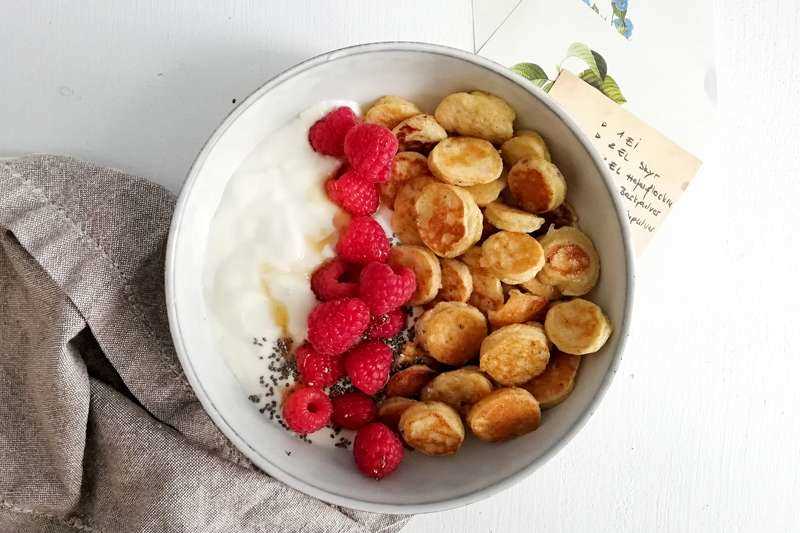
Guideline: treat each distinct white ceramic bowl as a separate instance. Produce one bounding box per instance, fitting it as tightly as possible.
[166,42,634,514]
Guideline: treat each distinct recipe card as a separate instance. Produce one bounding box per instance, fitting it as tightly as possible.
[548,70,702,254]
[475,0,713,254]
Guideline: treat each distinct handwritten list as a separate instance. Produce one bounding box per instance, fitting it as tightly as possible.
[548,70,702,254]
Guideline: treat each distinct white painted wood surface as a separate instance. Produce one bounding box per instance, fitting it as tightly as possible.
[2,1,799,531]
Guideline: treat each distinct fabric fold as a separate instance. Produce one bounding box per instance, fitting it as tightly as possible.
[0,155,408,533]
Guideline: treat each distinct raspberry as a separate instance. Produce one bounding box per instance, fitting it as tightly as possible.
[282,386,333,435]
[309,106,358,156]
[358,262,416,315]
[353,422,404,479]
[336,216,390,264]
[310,258,359,301]
[331,392,377,430]
[307,298,370,356]
[325,169,379,216]
[366,309,407,340]
[295,343,344,388]
[344,123,398,183]
[344,341,393,395]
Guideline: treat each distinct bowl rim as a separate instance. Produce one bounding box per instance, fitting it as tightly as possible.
[166,41,636,514]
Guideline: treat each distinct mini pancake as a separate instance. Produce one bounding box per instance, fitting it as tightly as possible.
[434,91,516,144]
[436,258,473,303]
[480,323,550,385]
[463,175,507,206]
[537,226,600,296]
[415,182,483,258]
[391,175,436,245]
[428,137,503,186]
[507,157,567,214]
[544,298,612,355]
[500,130,551,166]
[467,387,541,442]
[420,366,493,415]
[522,351,581,409]
[399,401,465,456]
[384,365,438,398]
[484,201,546,233]
[364,95,422,129]
[415,302,487,366]
[480,231,545,284]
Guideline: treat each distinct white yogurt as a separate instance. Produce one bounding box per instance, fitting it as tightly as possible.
[204,100,358,395]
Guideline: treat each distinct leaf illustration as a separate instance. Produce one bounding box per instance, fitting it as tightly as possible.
[511,63,550,88]
[564,43,602,80]
[591,50,608,80]
[542,80,554,92]
[601,74,627,104]
[579,69,603,90]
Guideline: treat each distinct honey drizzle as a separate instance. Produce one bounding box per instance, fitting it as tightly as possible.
[258,266,290,338]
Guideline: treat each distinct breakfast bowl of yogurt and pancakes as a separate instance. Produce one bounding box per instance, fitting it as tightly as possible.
[166,42,634,513]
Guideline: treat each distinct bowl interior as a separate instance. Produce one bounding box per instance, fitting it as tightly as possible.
[168,44,631,513]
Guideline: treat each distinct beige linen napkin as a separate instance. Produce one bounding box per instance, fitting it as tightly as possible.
[0,155,409,533]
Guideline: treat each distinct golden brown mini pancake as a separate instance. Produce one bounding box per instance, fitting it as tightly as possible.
[428,137,503,186]
[364,95,422,129]
[544,298,612,355]
[436,258,473,303]
[522,352,581,409]
[399,401,465,456]
[480,323,550,385]
[467,387,541,442]
[500,130,551,166]
[537,226,600,296]
[507,158,567,214]
[415,182,483,258]
[385,365,438,398]
[480,231,545,284]
[421,367,493,415]
[391,175,436,245]
[434,91,516,144]
[416,302,487,366]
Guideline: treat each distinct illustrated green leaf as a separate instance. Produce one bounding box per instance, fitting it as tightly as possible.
[601,74,627,104]
[542,80,554,92]
[564,42,602,80]
[591,50,608,80]
[511,63,551,89]
[579,69,603,90]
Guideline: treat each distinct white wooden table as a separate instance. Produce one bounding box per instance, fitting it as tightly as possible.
[3,2,799,531]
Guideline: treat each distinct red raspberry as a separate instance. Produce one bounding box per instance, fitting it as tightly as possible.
[325,169,379,216]
[282,386,333,435]
[307,298,370,356]
[295,343,344,388]
[336,216,390,264]
[366,309,407,340]
[344,123,398,183]
[353,422,404,479]
[310,258,359,301]
[358,262,416,315]
[331,392,377,430]
[309,106,358,156]
[344,341,393,395]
